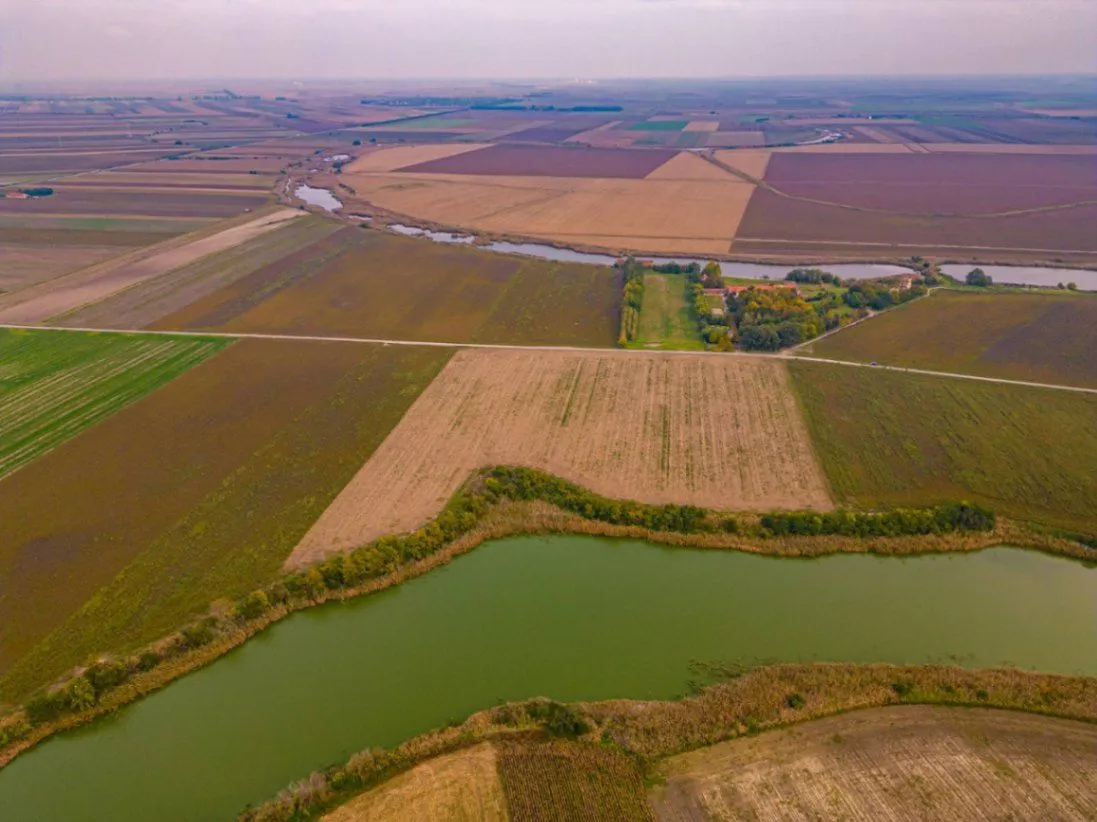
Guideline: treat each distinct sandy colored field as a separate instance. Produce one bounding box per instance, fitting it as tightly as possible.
[323,744,507,822]
[291,349,831,565]
[712,150,771,178]
[706,131,766,148]
[345,170,755,255]
[0,209,302,324]
[683,120,719,132]
[651,706,1097,822]
[346,144,489,173]
[644,152,739,181]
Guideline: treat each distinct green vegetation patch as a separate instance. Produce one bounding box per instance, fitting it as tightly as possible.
[788,360,1097,536]
[0,328,227,480]
[806,290,1097,389]
[497,739,655,822]
[632,273,705,350]
[630,120,688,131]
[0,340,451,701]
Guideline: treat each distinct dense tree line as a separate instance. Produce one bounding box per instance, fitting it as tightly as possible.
[785,268,840,285]
[843,279,927,310]
[617,258,646,344]
[729,288,824,351]
[760,502,995,538]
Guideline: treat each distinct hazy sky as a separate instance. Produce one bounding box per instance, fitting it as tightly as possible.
[2,0,1095,82]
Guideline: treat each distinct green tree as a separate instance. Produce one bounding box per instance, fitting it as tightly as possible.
[966,268,992,287]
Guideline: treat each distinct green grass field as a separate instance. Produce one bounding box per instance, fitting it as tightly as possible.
[788,360,1097,537]
[630,120,688,131]
[0,328,227,480]
[630,273,704,350]
[0,339,452,701]
[805,290,1097,389]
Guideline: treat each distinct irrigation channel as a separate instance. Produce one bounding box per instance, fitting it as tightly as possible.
[2,537,1095,821]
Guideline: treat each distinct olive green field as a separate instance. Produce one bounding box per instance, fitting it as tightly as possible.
[804,289,1097,389]
[789,359,1097,537]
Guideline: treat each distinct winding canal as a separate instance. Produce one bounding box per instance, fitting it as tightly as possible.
[1,537,1094,820]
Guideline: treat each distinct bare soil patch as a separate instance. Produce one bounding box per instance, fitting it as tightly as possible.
[347,144,489,173]
[0,209,302,324]
[399,144,678,179]
[291,350,831,565]
[322,743,506,822]
[651,706,1097,822]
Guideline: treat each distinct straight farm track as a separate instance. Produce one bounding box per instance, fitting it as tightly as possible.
[0,327,226,480]
[291,349,831,565]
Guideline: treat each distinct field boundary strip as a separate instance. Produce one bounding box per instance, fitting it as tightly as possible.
[1,323,1095,396]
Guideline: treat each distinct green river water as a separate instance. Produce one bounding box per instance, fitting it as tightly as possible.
[0,537,1094,821]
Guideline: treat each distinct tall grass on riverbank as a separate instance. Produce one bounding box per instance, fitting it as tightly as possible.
[236,663,1097,821]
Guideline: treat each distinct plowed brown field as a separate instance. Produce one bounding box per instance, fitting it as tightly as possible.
[291,349,831,565]
[651,706,1097,822]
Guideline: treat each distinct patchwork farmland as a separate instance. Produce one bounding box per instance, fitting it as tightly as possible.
[291,349,831,566]
[0,341,452,701]
[0,208,304,324]
[788,360,1097,536]
[806,290,1097,389]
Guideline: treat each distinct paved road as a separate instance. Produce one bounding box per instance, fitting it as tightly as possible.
[3,322,1095,396]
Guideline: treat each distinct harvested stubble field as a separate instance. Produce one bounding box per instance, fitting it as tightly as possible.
[291,349,831,565]
[498,740,654,822]
[0,209,303,324]
[651,706,1097,822]
[0,340,451,701]
[153,228,621,346]
[0,327,226,480]
[806,290,1097,389]
[343,169,755,255]
[788,360,1097,535]
[322,743,507,822]
[56,215,342,330]
[398,144,679,178]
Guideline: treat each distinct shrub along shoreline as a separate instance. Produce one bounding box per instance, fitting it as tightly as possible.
[0,466,1090,768]
[237,662,1097,821]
